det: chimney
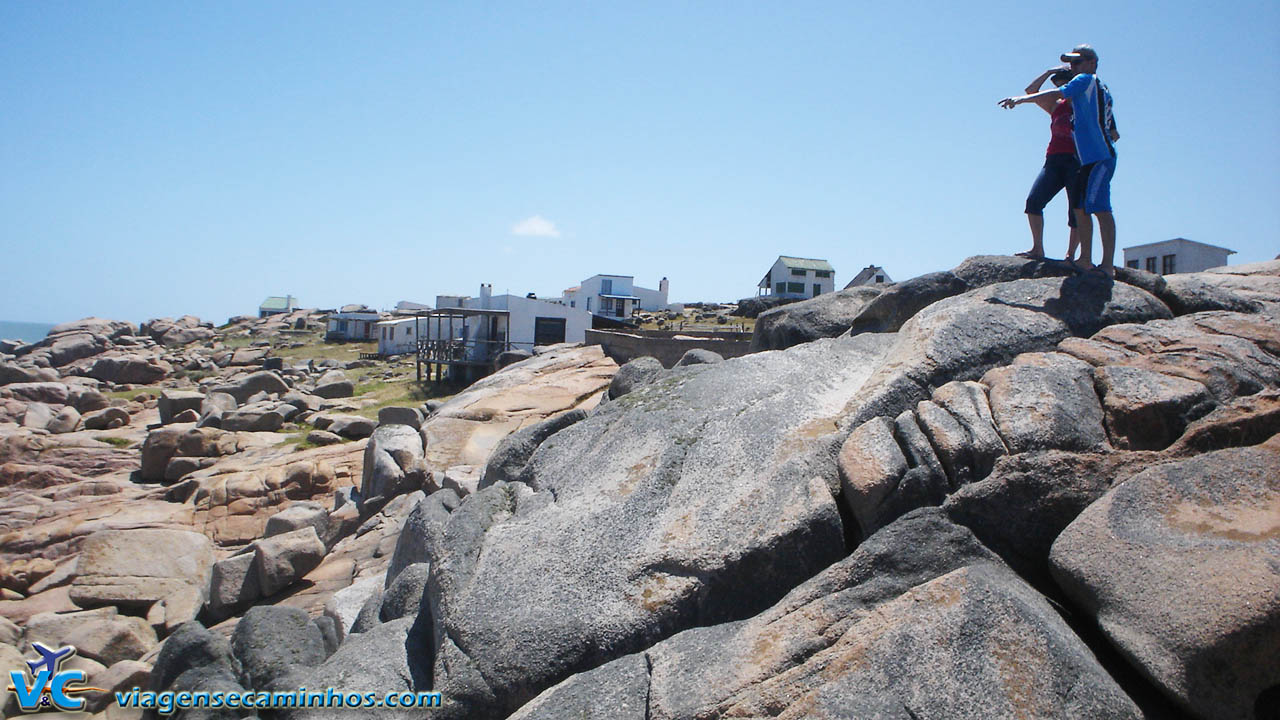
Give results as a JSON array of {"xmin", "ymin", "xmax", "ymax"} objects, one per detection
[
  {"xmin": 479, "ymin": 283, "xmax": 492, "ymax": 309},
  {"xmin": 659, "ymin": 277, "xmax": 669, "ymax": 305}
]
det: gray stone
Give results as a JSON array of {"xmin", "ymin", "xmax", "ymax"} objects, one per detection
[
  {"xmin": 148, "ymin": 621, "xmax": 241, "ymax": 693},
  {"xmin": 847, "ymin": 270, "xmax": 971, "ymax": 335},
  {"xmin": 1050, "ymin": 441, "xmax": 1280, "ymax": 720},
  {"xmin": 313, "ymin": 370, "xmax": 355, "ymax": 399},
  {"xmin": 82, "ymin": 406, "xmax": 130, "ymax": 430},
  {"xmin": 495, "ymin": 349, "xmax": 533, "ymax": 369},
  {"xmin": 210, "ymin": 370, "xmax": 290, "ymax": 404},
  {"xmin": 427, "ymin": 332, "xmax": 896, "ymax": 718},
  {"xmin": 20, "ymin": 401, "xmax": 54, "ymax": 429},
  {"xmin": 70, "ymin": 528, "xmax": 214, "ymax": 610},
  {"xmin": 0, "ymin": 361, "xmax": 58, "ymax": 385},
  {"xmin": 328, "ymin": 414, "xmax": 376, "ymax": 439},
  {"xmin": 982, "ymin": 352, "xmax": 1109, "ymax": 454},
  {"xmin": 673, "ymin": 348, "xmax": 724, "ymax": 366},
  {"xmin": 1158, "ymin": 273, "xmax": 1266, "ymax": 315},
  {"xmin": 265, "ymin": 502, "xmax": 332, "ymax": 546},
  {"xmin": 380, "ymin": 562, "xmax": 430, "ymax": 622},
  {"xmin": 253, "ymin": 526, "xmax": 326, "ymax": 597},
  {"xmin": 306, "ymin": 429, "xmax": 343, "ymax": 446},
  {"xmin": 158, "ymin": 389, "xmax": 205, "ymax": 425},
  {"xmin": 324, "ymin": 572, "xmax": 386, "ymax": 641},
  {"xmin": 230, "ymin": 346, "xmax": 270, "ymax": 366},
  {"xmin": 221, "ymin": 403, "xmax": 286, "ymax": 432},
  {"xmin": 312, "ymin": 615, "xmax": 340, "ymax": 658},
  {"xmin": 350, "ymin": 589, "xmax": 384, "ymax": 634},
  {"xmin": 47, "ymin": 404, "xmax": 81, "ymax": 430},
  {"xmin": 1094, "ymin": 364, "xmax": 1215, "ymax": 450},
  {"xmin": 478, "ymin": 409, "xmax": 588, "ymax": 489},
  {"xmin": 87, "ymin": 354, "xmax": 170, "ymax": 384},
  {"xmin": 86, "ymin": 659, "xmax": 152, "ymax": 713},
  {"xmin": 750, "ymin": 286, "xmax": 884, "ymax": 351},
  {"xmin": 510, "ymin": 509, "xmax": 1141, "ymax": 720},
  {"xmin": 360, "ymin": 424, "xmax": 426, "ymax": 515},
  {"xmin": 231, "ymin": 605, "xmax": 327, "ymax": 691},
  {"xmin": 377, "ymin": 405, "xmax": 424, "ymax": 429},
  {"xmin": 606, "ymin": 356, "xmax": 664, "ymax": 399},
  {"xmin": 385, "ymin": 490, "xmax": 460, "ymax": 585}
]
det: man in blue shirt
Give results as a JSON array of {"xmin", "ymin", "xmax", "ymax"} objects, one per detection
[{"xmin": 1000, "ymin": 45, "xmax": 1119, "ymax": 277}]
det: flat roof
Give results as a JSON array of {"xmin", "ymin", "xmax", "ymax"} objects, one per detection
[
  {"xmin": 599, "ymin": 294, "xmax": 641, "ymax": 300},
  {"xmin": 424, "ymin": 308, "xmax": 509, "ymax": 317},
  {"xmin": 1123, "ymin": 238, "xmax": 1235, "ymax": 253}
]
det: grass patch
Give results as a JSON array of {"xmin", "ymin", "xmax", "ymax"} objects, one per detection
[
  {"xmin": 106, "ymin": 388, "xmax": 153, "ymax": 401},
  {"xmin": 97, "ymin": 436, "xmax": 133, "ymax": 448},
  {"xmin": 353, "ymin": 379, "xmax": 457, "ymax": 419},
  {"xmin": 273, "ymin": 338, "xmax": 373, "ymax": 363}
]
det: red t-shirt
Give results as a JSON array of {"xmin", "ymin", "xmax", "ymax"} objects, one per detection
[{"xmin": 1046, "ymin": 99, "xmax": 1075, "ymax": 155}]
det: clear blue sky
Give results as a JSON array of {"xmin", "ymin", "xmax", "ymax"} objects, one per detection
[{"xmin": 3, "ymin": 1, "xmax": 1277, "ymax": 325}]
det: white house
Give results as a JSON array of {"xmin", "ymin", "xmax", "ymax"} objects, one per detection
[
  {"xmin": 845, "ymin": 265, "xmax": 893, "ymax": 288},
  {"xmin": 377, "ymin": 317, "xmax": 422, "ymax": 356},
  {"xmin": 758, "ymin": 256, "xmax": 836, "ymax": 299},
  {"xmin": 419, "ymin": 284, "xmax": 591, "ymax": 364},
  {"xmin": 1123, "ymin": 238, "xmax": 1235, "ymax": 275},
  {"xmin": 559, "ymin": 275, "xmax": 671, "ymax": 321},
  {"xmin": 325, "ymin": 309, "xmax": 382, "ymax": 341}
]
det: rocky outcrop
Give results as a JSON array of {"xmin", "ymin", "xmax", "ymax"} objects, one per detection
[
  {"xmin": 69, "ymin": 529, "xmax": 214, "ymax": 610},
  {"xmin": 750, "ymin": 286, "xmax": 883, "ymax": 351},
  {"xmin": 1050, "ymin": 439, "xmax": 1280, "ymax": 720},
  {"xmin": 360, "ymin": 425, "xmax": 427, "ymax": 515}
]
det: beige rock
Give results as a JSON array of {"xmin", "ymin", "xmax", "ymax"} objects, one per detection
[
  {"xmin": 63, "ymin": 615, "xmax": 158, "ymax": 667},
  {"xmin": 69, "ymin": 529, "xmax": 214, "ymax": 610},
  {"xmin": 23, "ymin": 606, "xmax": 118, "ymax": 648},
  {"xmin": 254, "ymin": 526, "xmax": 326, "ymax": 597},
  {"xmin": 87, "ymin": 659, "xmax": 151, "ymax": 713}
]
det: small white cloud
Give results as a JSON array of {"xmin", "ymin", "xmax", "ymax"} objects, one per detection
[{"xmin": 511, "ymin": 215, "xmax": 561, "ymax": 238}]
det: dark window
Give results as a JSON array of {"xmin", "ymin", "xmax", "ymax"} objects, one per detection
[
  {"xmin": 776, "ymin": 282, "xmax": 786, "ymax": 294},
  {"xmin": 787, "ymin": 282, "xmax": 805, "ymax": 294},
  {"xmin": 791, "ymin": 267, "xmax": 807, "ymax": 276},
  {"xmin": 875, "ymin": 275, "xmax": 885, "ymax": 283},
  {"xmin": 1146, "ymin": 257, "xmax": 1157, "ymax": 273},
  {"xmin": 601, "ymin": 298, "xmax": 613, "ymax": 311},
  {"xmin": 601, "ymin": 278, "xmax": 613, "ymax": 294},
  {"xmin": 815, "ymin": 270, "xmax": 832, "ymax": 278},
  {"xmin": 569, "ymin": 300, "xmax": 575, "ymax": 308},
  {"xmin": 813, "ymin": 284, "xmax": 822, "ymax": 296},
  {"xmin": 1126, "ymin": 260, "xmax": 1139, "ymax": 269},
  {"xmin": 534, "ymin": 317, "xmax": 566, "ymax": 345},
  {"xmin": 586, "ymin": 297, "xmax": 592, "ymax": 311},
  {"xmin": 1162, "ymin": 254, "xmax": 1176, "ymax": 275}
]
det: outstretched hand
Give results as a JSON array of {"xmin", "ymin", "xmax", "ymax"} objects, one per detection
[{"xmin": 998, "ymin": 96, "xmax": 1020, "ymax": 109}]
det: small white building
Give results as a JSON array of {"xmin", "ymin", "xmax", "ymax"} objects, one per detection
[
  {"xmin": 758, "ymin": 256, "xmax": 836, "ymax": 299},
  {"xmin": 377, "ymin": 317, "xmax": 423, "ymax": 356},
  {"xmin": 559, "ymin": 275, "xmax": 670, "ymax": 321},
  {"xmin": 845, "ymin": 265, "xmax": 893, "ymax": 288},
  {"xmin": 326, "ymin": 310, "xmax": 382, "ymax": 341},
  {"xmin": 1123, "ymin": 238, "xmax": 1235, "ymax": 275},
  {"xmin": 420, "ymin": 284, "xmax": 591, "ymax": 361},
  {"xmin": 258, "ymin": 295, "xmax": 297, "ymax": 318}
]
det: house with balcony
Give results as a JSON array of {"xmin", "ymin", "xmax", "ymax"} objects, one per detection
[
  {"xmin": 758, "ymin": 256, "xmax": 835, "ymax": 299},
  {"xmin": 559, "ymin": 274, "xmax": 670, "ymax": 322},
  {"xmin": 1123, "ymin": 238, "xmax": 1235, "ymax": 275}
]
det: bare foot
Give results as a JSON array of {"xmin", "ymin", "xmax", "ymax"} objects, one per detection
[{"xmin": 1015, "ymin": 250, "xmax": 1044, "ymax": 259}]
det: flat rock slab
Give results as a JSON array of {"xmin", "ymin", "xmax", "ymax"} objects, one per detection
[
  {"xmin": 428, "ymin": 333, "xmax": 897, "ymax": 718},
  {"xmin": 1050, "ymin": 439, "xmax": 1280, "ymax": 720},
  {"xmin": 70, "ymin": 528, "xmax": 214, "ymax": 610}
]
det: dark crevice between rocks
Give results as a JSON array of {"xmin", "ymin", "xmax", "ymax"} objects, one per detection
[
  {"xmin": 834, "ymin": 484, "xmax": 863, "ymax": 555},
  {"xmin": 1049, "ymin": 600, "xmax": 1196, "ymax": 720},
  {"xmin": 407, "ymin": 588, "xmax": 435, "ymax": 691},
  {"xmin": 642, "ymin": 652, "xmax": 654, "ymax": 720}
]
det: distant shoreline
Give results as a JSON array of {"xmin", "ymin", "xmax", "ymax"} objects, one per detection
[{"xmin": 0, "ymin": 320, "xmax": 57, "ymax": 344}]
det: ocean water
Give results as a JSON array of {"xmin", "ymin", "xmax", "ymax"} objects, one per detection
[{"xmin": 0, "ymin": 320, "xmax": 56, "ymax": 344}]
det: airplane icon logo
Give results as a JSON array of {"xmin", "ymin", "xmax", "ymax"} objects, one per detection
[
  {"xmin": 26, "ymin": 642, "xmax": 75, "ymax": 676},
  {"xmin": 7, "ymin": 642, "xmax": 105, "ymax": 713}
]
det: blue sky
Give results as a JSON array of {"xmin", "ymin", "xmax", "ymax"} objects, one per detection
[{"xmin": 3, "ymin": 1, "xmax": 1277, "ymax": 325}]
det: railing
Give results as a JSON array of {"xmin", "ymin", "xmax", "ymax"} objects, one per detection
[{"xmin": 416, "ymin": 338, "xmax": 533, "ymax": 366}]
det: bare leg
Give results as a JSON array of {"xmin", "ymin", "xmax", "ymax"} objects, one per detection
[
  {"xmin": 1065, "ymin": 225, "xmax": 1079, "ymax": 262},
  {"xmin": 1020, "ymin": 214, "xmax": 1045, "ymax": 258},
  {"xmin": 1074, "ymin": 209, "xmax": 1094, "ymax": 269},
  {"xmin": 1096, "ymin": 212, "xmax": 1116, "ymax": 276}
]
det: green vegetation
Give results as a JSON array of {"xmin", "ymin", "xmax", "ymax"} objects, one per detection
[
  {"xmin": 106, "ymin": 388, "xmax": 153, "ymax": 401},
  {"xmin": 98, "ymin": 436, "xmax": 133, "ymax": 448}
]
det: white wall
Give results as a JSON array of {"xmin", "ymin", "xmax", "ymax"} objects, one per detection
[
  {"xmin": 501, "ymin": 295, "xmax": 590, "ymax": 347},
  {"xmin": 1123, "ymin": 240, "xmax": 1233, "ymax": 274},
  {"xmin": 764, "ymin": 259, "xmax": 834, "ymax": 298},
  {"xmin": 377, "ymin": 318, "xmax": 421, "ymax": 356}
]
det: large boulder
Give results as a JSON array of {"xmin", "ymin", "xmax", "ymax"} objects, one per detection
[
  {"xmin": 141, "ymin": 316, "xmax": 215, "ymax": 347},
  {"xmin": 69, "ymin": 528, "xmax": 214, "ymax": 610},
  {"xmin": 426, "ymin": 332, "xmax": 897, "ymax": 718},
  {"xmin": 846, "ymin": 270, "xmax": 971, "ymax": 335},
  {"xmin": 981, "ymin": 352, "xmax": 1109, "ymax": 454},
  {"xmin": 478, "ymin": 409, "xmax": 587, "ymax": 489},
  {"xmin": 252, "ymin": 526, "xmax": 327, "ymax": 597},
  {"xmin": 0, "ymin": 362, "xmax": 58, "ymax": 386},
  {"xmin": 605, "ymin": 356, "xmax": 665, "ymax": 400},
  {"xmin": 87, "ymin": 354, "xmax": 171, "ymax": 384},
  {"xmin": 157, "ymin": 389, "xmax": 205, "ymax": 425},
  {"xmin": 148, "ymin": 621, "xmax": 241, "ymax": 693},
  {"xmin": 749, "ymin": 286, "xmax": 883, "ymax": 351},
  {"xmin": 360, "ymin": 424, "xmax": 427, "ymax": 514},
  {"xmin": 209, "ymin": 370, "xmax": 290, "ymax": 404},
  {"xmin": 510, "ymin": 509, "xmax": 1142, "ymax": 720},
  {"xmin": 206, "ymin": 552, "xmax": 261, "ymax": 621},
  {"xmin": 45, "ymin": 405, "xmax": 80, "ymax": 433},
  {"xmin": 221, "ymin": 402, "xmax": 286, "ymax": 432},
  {"xmin": 313, "ymin": 369, "xmax": 355, "ymax": 399},
  {"xmin": 1050, "ymin": 440, "xmax": 1280, "ymax": 720},
  {"xmin": 328, "ymin": 414, "xmax": 376, "ymax": 439},
  {"xmin": 62, "ymin": 614, "xmax": 157, "ymax": 667},
  {"xmin": 231, "ymin": 605, "xmax": 327, "ymax": 691}
]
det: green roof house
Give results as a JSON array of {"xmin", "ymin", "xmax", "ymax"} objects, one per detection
[
  {"xmin": 259, "ymin": 295, "xmax": 297, "ymax": 318},
  {"xmin": 758, "ymin": 256, "xmax": 835, "ymax": 299}
]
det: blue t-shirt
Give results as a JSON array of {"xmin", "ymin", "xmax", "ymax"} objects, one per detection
[{"xmin": 1059, "ymin": 73, "xmax": 1116, "ymax": 165}]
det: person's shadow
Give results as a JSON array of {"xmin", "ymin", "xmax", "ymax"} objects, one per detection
[{"xmin": 984, "ymin": 273, "xmax": 1116, "ymax": 338}]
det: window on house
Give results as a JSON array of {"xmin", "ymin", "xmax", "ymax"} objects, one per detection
[
  {"xmin": 601, "ymin": 278, "xmax": 613, "ymax": 294},
  {"xmin": 407, "ymin": 326, "xmax": 413, "ymax": 335},
  {"xmin": 776, "ymin": 282, "xmax": 786, "ymax": 294},
  {"xmin": 875, "ymin": 275, "xmax": 885, "ymax": 283},
  {"xmin": 1146, "ymin": 257, "xmax": 1157, "ymax": 273},
  {"xmin": 791, "ymin": 268, "xmax": 807, "ymax": 276},
  {"xmin": 1162, "ymin": 254, "xmax": 1176, "ymax": 275},
  {"xmin": 586, "ymin": 297, "xmax": 592, "ymax": 311},
  {"xmin": 815, "ymin": 270, "xmax": 832, "ymax": 278},
  {"xmin": 813, "ymin": 284, "xmax": 822, "ymax": 296},
  {"xmin": 570, "ymin": 301, "xmax": 575, "ymax": 308},
  {"xmin": 601, "ymin": 298, "xmax": 613, "ymax": 311},
  {"xmin": 787, "ymin": 282, "xmax": 805, "ymax": 294},
  {"xmin": 1126, "ymin": 260, "xmax": 1139, "ymax": 269}
]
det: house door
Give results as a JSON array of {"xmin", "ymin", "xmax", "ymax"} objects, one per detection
[
  {"xmin": 533, "ymin": 317, "xmax": 566, "ymax": 345},
  {"xmin": 813, "ymin": 284, "xmax": 822, "ymax": 297}
]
